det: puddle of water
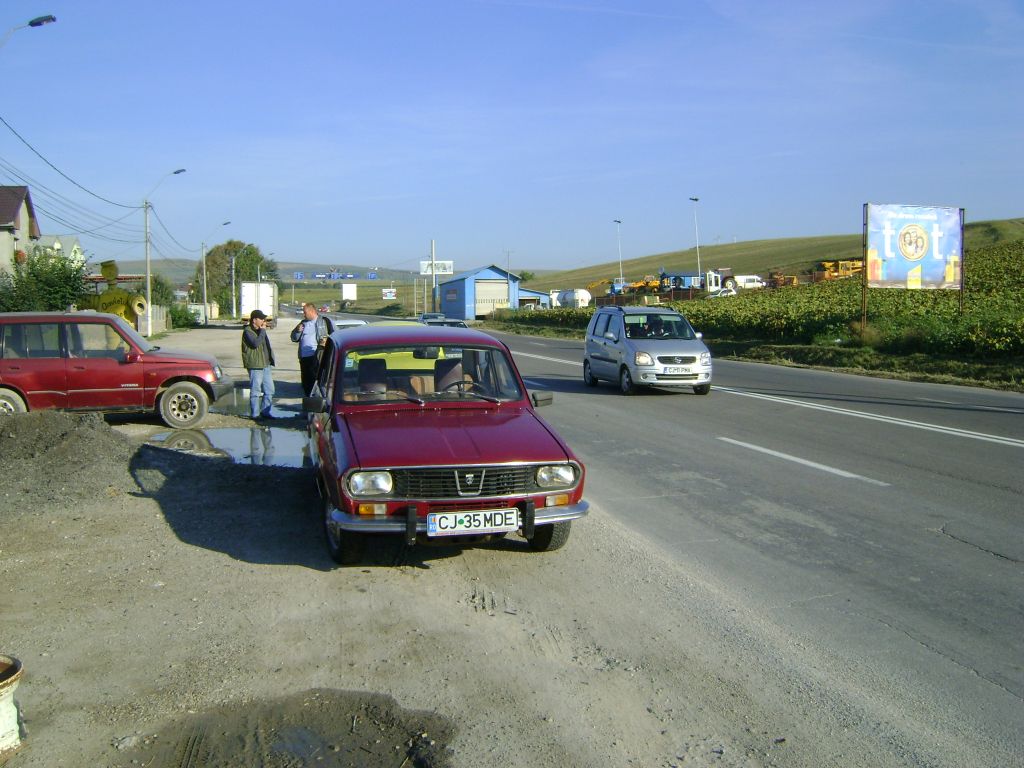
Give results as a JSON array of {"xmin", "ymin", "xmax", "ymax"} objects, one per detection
[
  {"xmin": 213, "ymin": 386, "xmax": 304, "ymax": 420},
  {"xmin": 149, "ymin": 426, "xmax": 312, "ymax": 468}
]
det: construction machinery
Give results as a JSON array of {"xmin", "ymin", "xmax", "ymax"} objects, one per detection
[{"xmin": 817, "ymin": 259, "xmax": 864, "ymax": 279}]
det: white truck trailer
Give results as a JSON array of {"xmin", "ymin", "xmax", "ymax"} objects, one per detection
[{"xmin": 240, "ymin": 281, "xmax": 279, "ymax": 327}]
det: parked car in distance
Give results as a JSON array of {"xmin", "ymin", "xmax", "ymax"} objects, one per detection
[
  {"xmin": 330, "ymin": 318, "xmax": 369, "ymax": 330},
  {"xmin": 304, "ymin": 324, "xmax": 588, "ymax": 565},
  {"xmin": 417, "ymin": 312, "xmax": 446, "ymax": 323},
  {"xmin": 583, "ymin": 305, "xmax": 712, "ymax": 395},
  {"xmin": 0, "ymin": 311, "xmax": 233, "ymax": 428},
  {"xmin": 424, "ymin": 318, "xmax": 468, "ymax": 328},
  {"xmin": 705, "ymin": 287, "xmax": 737, "ymax": 299}
]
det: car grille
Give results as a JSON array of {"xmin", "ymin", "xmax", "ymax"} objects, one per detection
[
  {"xmin": 657, "ymin": 355, "xmax": 698, "ymax": 365},
  {"xmin": 392, "ymin": 465, "xmax": 537, "ymax": 498}
]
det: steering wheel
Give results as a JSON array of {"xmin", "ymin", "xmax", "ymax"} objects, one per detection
[{"xmin": 440, "ymin": 379, "xmax": 485, "ymax": 394}]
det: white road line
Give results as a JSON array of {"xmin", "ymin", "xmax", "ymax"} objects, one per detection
[
  {"xmin": 718, "ymin": 438, "xmax": 891, "ymax": 486},
  {"xmin": 514, "ymin": 351, "xmax": 583, "ymax": 367},
  {"xmin": 716, "ymin": 386, "xmax": 1024, "ymax": 449}
]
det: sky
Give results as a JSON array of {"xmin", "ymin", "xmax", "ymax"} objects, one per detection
[{"xmin": 1, "ymin": 0, "xmax": 1021, "ymax": 275}]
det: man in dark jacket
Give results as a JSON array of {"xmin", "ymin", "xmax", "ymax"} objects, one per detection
[
  {"xmin": 241, "ymin": 309, "xmax": 276, "ymax": 419},
  {"xmin": 291, "ymin": 303, "xmax": 335, "ymax": 396}
]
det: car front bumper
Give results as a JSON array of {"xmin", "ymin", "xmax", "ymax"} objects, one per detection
[{"xmin": 328, "ymin": 500, "xmax": 589, "ymax": 537}]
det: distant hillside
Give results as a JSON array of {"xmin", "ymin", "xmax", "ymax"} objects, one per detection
[
  {"xmin": 101, "ymin": 218, "xmax": 1022, "ymax": 290},
  {"xmin": 524, "ymin": 217, "xmax": 1024, "ymax": 294},
  {"xmin": 103, "ymin": 259, "xmax": 413, "ymax": 286}
]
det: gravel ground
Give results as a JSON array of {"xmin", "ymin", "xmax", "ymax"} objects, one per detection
[{"xmin": 0, "ymin": 323, "xmax": 946, "ymax": 768}]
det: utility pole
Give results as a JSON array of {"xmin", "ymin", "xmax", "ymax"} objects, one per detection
[
  {"xmin": 201, "ymin": 242, "xmax": 209, "ymax": 325},
  {"xmin": 614, "ymin": 219, "xmax": 623, "ymax": 283},
  {"xmin": 144, "ymin": 200, "xmax": 152, "ymax": 336},
  {"xmin": 430, "ymin": 240, "xmax": 437, "ymax": 312},
  {"xmin": 689, "ymin": 197, "xmax": 702, "ymax": 286},
  {"xmin": 504, "ymin": 249, "xmax": 513, "ymax": 310}
]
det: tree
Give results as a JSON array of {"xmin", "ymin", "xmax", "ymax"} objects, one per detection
[
  {"xmin": 193, "ymin": 240, "xmax": 278, "ymax": 316},
  {"xmin": 518, "ymin": 270, "xmax": 537, "ymax": 283},
  {"xmin": 0, "ymin": 246, "xmax": 88, "ymax": 311}
]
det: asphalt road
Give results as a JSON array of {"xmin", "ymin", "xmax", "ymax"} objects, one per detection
[
  {"xmin": 494, "ymin": 330, "xmax": 1024, "ymax": 762},
  {"xmin": 165, "ymin": 318, "xmax": 1023, "ymax": 762}
]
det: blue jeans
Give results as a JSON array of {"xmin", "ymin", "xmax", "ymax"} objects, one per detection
[{"xmin": 248, "ymin": 366, "xmax": 275, "ymax": 418}]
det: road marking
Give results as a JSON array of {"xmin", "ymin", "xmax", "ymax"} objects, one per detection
[
  {"xmin": 718, "ymin": 438, "xmax": 891, "ymax": 486},
  {"xmin": 514, "ymin": 351, "xmax": 583, "ymax": 367},
  {"xmin": 717, "ymin": 386, "xmax": 1024, "ymax": 449}
]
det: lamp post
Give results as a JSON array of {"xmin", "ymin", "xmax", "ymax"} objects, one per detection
[
  {"xmin": 230, "ymin": 244, "xmax": 251, "ymax": 318},
  {"xmin": 613, "ymin": 219, "xmax": 623, "ymax": 283},
  {"xmin": 0, "ymin": 14, "xmax": 56, "ymax": 49},
  {"xmin": 689, "ymin": 197, "xmax": 701, "ymax": 286},
  {"xmin": 200, "ymin": 221, "xmax": 230, "ymax": 326},
  {"xmin": 143, "ymin": 168, "xmax": 186, "ymax": 336}
]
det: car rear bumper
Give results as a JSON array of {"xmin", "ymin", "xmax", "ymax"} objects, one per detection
[{"xmin": 329, "ymin": 500, "xmax": 589, "ymax": 534}]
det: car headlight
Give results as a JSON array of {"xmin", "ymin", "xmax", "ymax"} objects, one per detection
[
  {"xmin": 700, "ymin": 351, "xmax": 711, "ymax": 365},
  {"xmin": 635, "ymin": 351, "xmax": 654, "ymax": 366},
  {"xmin": 536, "ymin": 464, "xmax": 575, "ymax": 488},
  {"xmin": 214, "ymin": 365, "xmax": 224, "ymax": 379},
  {"xmin": 348, "ymin": 471, "xmax": 393, "ymax": 496}
]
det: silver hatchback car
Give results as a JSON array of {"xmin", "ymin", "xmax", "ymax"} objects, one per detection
[{"xmin": 583, "ymin": 306, "xmax": 712, "ymax": 395}]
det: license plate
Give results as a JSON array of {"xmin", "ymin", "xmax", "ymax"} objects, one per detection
[
  {"xmin": 664, "ymin": 366, "xmax": 690, "ymax": 374},
  {"xmin": 427, "ymin": 509, "xmax": 519, "ymax": 536}
]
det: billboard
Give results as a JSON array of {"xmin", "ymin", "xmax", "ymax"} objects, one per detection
[
  {"xmin": 864, "ymin": 204, "xmax": 963, "ymax": 289},
  {"xmin": 420, "ymin": 260, "xmax": 454, "ymax": 276},
  {"xmin": 382, "ymin": 288, "xmax": 397, "ymax": 300}
]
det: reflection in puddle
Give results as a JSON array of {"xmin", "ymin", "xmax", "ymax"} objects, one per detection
[{"xmin": 150, "ymin": 427, "xmax": 312, "ymax": 468}]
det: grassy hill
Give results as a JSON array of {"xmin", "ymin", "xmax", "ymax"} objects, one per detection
[{"xmin": 523, "ymin": 218, "xmax": 1024, "ymax": 294}]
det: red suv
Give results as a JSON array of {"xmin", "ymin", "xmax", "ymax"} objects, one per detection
[
  {"xmin": 0, "ymin": 311, "xmax": 234, "ymax": 428},
  {"xmin": 305, "ymin": 323, "xmax": 588, "ymax": 564}
]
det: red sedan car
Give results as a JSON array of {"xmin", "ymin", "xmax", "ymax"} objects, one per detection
[{"xmin": 304, "ymin": 324, "xmax": 588, "ymax": 564}]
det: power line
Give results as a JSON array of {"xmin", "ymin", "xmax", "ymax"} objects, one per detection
[{"xmin": 0, "ymin": 112, "xmax": 139, "ymax": 209}]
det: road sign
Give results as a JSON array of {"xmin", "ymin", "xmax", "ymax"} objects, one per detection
[
  {"xmin": 293, "ymin": 271, "xmax": 304, "ymax": 280},
  {"xmin": 420, "ymin": 260, "xmax": 454, "ymax": 275}
]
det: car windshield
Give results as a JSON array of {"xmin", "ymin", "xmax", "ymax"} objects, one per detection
[
  {"xmin": 338, "ymin": 344, "xmax": 523, "ymax": 404},
  {"xmin": 623, "ymin": 314, "xmax": 697, "ymax": 340}
]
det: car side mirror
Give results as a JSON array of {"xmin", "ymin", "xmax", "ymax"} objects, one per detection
[
  {"xmin": 303, "ymin": 395, "xmax": 328, "ymax": 413},
  {"xmin": 530, "ymin": 390, "xmax": 554, "ymax": 408},
  {"xmin": 695, "ymin": 331, "xmax": 703, "ymax": 339},
  {"xmin": 603, "ymin": 331, "xmax": 617, "ymax": 341},
  {"xmin": 125, "ymin": 351, "xmax": 143, "ymax": 363}
]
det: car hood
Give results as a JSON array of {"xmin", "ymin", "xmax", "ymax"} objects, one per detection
[
  {"xmin": 144, "ymin": 347, "xmax": 221, "ymax": 367},
  {"xmin": 344, "ymin": 407, "xmax": 570, "ymax": 467}
]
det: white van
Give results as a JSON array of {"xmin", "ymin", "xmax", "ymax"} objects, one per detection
[{"xmin": 734, "ymin": 275, "xmax": 765, "ymax": 290}]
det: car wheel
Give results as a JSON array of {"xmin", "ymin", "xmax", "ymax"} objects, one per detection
[
  {"xmin": 527, "ymin": 521, "xmax": 571, "ymax": 552},
  {"xmin": 0, "ymin": 388, "xmax": 27, "ymax": 415},
  {"xmin": 619, "ymin": 366, "xmax": 635, "ymax": 395},
  {"xmin": 324, "ymin": 495, "xmax": 364, "ymax": 565},
  {"xmin": 723, "ymin": 277, "xmax": 737, "ymax": 290},
  {"xmin": 692, "ymin": 383, "xmax": 711, "ymax": 395},
  {"xmin": 158, "ymin": 381, "xmax": 209, "ymax": 429},
  {"xmin": 582, "ymin": 360, "xmax": 598, "ymax": 387}
]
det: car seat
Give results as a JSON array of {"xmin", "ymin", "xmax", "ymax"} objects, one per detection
[
  {"xmin": 434, "ymin": 358, "xmax": 469, "ymax": 391},
  {"xmin": 357, "ymin": 358, "xmax": 388, "ymax": 393}
]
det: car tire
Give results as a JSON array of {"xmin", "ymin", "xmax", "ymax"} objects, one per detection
[
  {"xmin": 0, "ymin": 388, "xmax": 27, "ymax": 415},
  {"xmin": 723, "ymin": 277, "xmax": 737, "ymax": 290},
  {"xmin": 619, "ymin": 366, "xmax": 635, "ymax": 395},
  {"xmin": 692, "ymin": 383, "xmax": 711, "ymax": 395},
  {"xmin": 582, "ymin": 360, "xmax": 598, "ymax": 387},
  {"xmin": 324, "ymin": 496, "xmax": 364, "ymax": 565},
  {"xmin": 527, "ymin": 521, "xmax": 571, "ymax": 552},
  {"xmin": 158, "ymin": 381, "xmax": 209, "ymax": 429}
]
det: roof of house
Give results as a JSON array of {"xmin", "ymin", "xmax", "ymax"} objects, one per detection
[{"xmin": 0, "ymin": 186, "xmax": 40, "ymax": 238}]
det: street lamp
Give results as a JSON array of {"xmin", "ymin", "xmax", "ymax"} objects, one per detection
[
  {"xmin": 201, "ymin": 220, "xmax": 231, "ymax": 325},
  {"xmin": 689, "ymin": 197, "xmax": 701, "ymax": 286},
  {"xmin": 230, "ymin": 243, "xmax": 252, "ymax": 318},
  {"xmin": 0, "ymin": 14, "xmax": 57, "ymax": 49},
  {"xmin": 143, "ymin": 168, "xmax": 186, "ymax": 336},
  {"xmin": 613, "ymin": 219, "xmax": 623, "ymax": 283}
]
